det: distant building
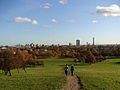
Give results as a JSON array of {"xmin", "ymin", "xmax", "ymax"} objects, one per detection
[
  {"xmin": 51, "ymin": 44, "xmax": 54, "ymax": 46},
  {"xmin": 25, "ymin": 44, "xmax": 30, "ymax": 48},
  {"xmin": 93, "ymin": 37, "xmax": 95, "ymax": 45},
  {"xmin": 69, "ymin": 43, "xmax": 72, "ymax": 46},
  {"xmin": 42, "ymin": 44, "xmax": 45, "ymax": 46},
  {"xmin": 30, "ymin": 43, "xmax": 34, "ymax": 47},
  {"xmin": 86, "ymin": 42, "xmax": 89, "ymax": 46},
  {"xmin": 36, "ymin": 44, "xmax": 39, "ymax": 48},
  {"xmin": 76, "ymin": 40, "xmax": 80, "ymax": 46},
  {"xmin": 1, "ymin": 46, "xmax": 7, "ymax": 49}
]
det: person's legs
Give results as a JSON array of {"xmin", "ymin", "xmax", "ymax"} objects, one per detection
[
  {"xmin": 71, "ymin": 70, "xmax": 74, "ymax": 76},
  {"xmin": 65, "ymin": 70, "xmax": 68, "ymax": 76}
]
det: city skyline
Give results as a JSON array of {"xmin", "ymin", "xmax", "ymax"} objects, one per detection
[{"xmin": 1, "ymin": 0, "xmax": 120, "ymax": 45}]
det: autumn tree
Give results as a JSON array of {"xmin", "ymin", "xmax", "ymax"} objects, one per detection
[{"xmin": 0, "ymin": 49, "xmax": 33, "ymax": 76}]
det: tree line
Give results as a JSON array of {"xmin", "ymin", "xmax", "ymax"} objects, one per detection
[
  {"xmin": 1, "ymin": 45, "xmax": 120, "ymax": 76},
  {"xmin": 21, "ymin": 45, "xmax": 109, "ymax": 63}
]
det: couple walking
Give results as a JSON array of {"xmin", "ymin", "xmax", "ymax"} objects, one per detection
[{"xmin": 64, "ymin": 64, "xmax": 74, "ymax": 76}]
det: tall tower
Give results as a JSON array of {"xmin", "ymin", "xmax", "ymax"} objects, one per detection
[
  {"xmin": 86, "ymin": 42, "xmax": 89, "ymax": 46},
  {"xmin": 76, "ymin": 40, "xmax": 80, "ymax": 46},
  {"xmin": 69, "ymin": 43, "xmax": 72, "ymax": 46},
  {"xmin": 93, "ymin": 37, "xmax": 95, "ymax": 46}
]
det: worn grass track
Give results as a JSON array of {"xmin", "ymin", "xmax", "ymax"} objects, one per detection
[{"xmin": 59, "ymin": 76, "xmax": 80, "ymax": 90}]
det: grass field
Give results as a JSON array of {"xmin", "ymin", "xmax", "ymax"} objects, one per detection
[
  {"xmin": 76, "ymin": 59, "xmax": 120, "ymax": 90},
  {"xmin": 0, "ymin": 57, "xmax": 75, "ymax": 90},
  {"xmin": 1, "ymin": 57, "xmax": 120, "ymax": 90}
]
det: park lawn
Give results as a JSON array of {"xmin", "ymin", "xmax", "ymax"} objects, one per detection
[
  {"xmin": 0, "ymin": 57, "xmax": 75, "ymax": 90},
  {"xmin": 76, "ymin": 59, "xmax": 120, "ymax": 90},
  {"xmin": 1, "ymin": 57, "xmax": 120, "ymax": 90}
]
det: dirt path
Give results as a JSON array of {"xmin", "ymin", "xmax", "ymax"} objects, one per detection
[{"xmin": 59, "ymin": 76, "xmax": 81, "ymax": 90}]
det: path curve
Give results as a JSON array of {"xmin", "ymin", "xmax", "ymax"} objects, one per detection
[{"xmin": 59, "ymin": 76, "xmax": 80, "ymax": 90}]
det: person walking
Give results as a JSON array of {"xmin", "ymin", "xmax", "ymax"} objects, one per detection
[
  {"xmin": 70, "ymin": 65, "xmax": 74, "ymax": 76},
  {"xmin": 64, "ymin": 64, "xmax": 69, "ymax": 76}
]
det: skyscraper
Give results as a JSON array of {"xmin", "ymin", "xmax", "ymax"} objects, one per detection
[
  {"xmin": 76, "ymin": 40, "xmax": 80, "ymax": 46},
  {"xmin": 69, "ymin": 43, "xmax": 72, "ymax": 46},
  {"xmin": 93, "ymin": 37, "xmax": 95, "ymax": 45}
]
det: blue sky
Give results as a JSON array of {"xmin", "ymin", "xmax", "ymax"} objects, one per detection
[{"xmin": 0, "ymin": 0, "xmax": 120, "ymax": 45}]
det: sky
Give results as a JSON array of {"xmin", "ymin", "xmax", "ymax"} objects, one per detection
[{"xmin": 1, "ymin": 0, "xmax": 120, "ymax": 45}]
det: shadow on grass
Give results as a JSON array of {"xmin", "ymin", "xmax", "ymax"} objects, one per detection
[
  {"xmin": 56, "ymin": 56, "xmax": 70, "ymax": 59},
  {"xmin": 114, "ymin": 62, "xmax": 120, "ymax": 64},
  {"xmin": 26, "ymin": 65, "xmax": 44, "ymax": 68},
  {"xmin": 108, "ymin": 56, "xmax": 120, "ymax": 59},
  {"xmin": 76, "ymin": 75, "xmax": 84, "ymax": 89}
]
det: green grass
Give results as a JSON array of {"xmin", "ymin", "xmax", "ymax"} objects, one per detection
[
  {"xmin": 0, "ymin": 57, "xmax": 75, "ymax": 90},
  {"xmin": 1, "ymin": 57, "xmax": 120, "ymax": 90},
  {"xmin": 76, "ymin": 59, "xmax": 120, "ymax": 90}
]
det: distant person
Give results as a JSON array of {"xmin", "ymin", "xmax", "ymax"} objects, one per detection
[
  {"xmin": 64, "ymin": 64, "xmax": 69, "ymax": 76},
  {"xmin": 70, "ymin": 65, "xmax": 74, "ymax": 76}
]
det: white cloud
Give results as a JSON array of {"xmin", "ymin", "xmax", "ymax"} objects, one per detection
[
  {"xmin": 15, "ymin": 17, "xmax": 32, "ymax": 22},
  {"xmin": 40, "ymin": 3, "xmax": 52, "ymax": 8},
  {"xmin": 51, "ymin": 18, "xmax": 57, "ymax": 23},
  {"xmin": 15, "ymin": 17, "xmax": 38, "ymax": 24},
  {"xmin": 96, "ymin": 4, "xmax": 120, "ymax": 16},
  {"xmin": 59, "ymin": 0, "xmax": 67, "ymax": 4},
  {"xmin": 92, "ymin": 20, "xmax": 98, "ymax": 24},
  {"xmin": 32, "ymin": 20, "xmax": 38, "ymax": 24}
]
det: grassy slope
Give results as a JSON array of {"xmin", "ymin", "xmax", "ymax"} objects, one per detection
[
  {"xmin": 1, "ymin": 57, "xmax": 120, "ymax": 90},
  {"xmin": 0, "ymin": 57, "xmax": 74, "ymax": 90},
  {"xmin": 76, "ymin": 59, "xmax": 120, "ymax": 90}
]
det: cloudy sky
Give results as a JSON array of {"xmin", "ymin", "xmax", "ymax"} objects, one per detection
[{"xmin": 0, "ymin": 0, "xmax": 120, "ymax": 45}]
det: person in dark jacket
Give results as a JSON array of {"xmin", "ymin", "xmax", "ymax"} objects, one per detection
[
  {"xmin": 64, "ymin": 64, "xmax": 69, "ymax": 76},
  {"xmin": 70, "ymin": 65, "xmax": 74, "ymax": 76}
]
